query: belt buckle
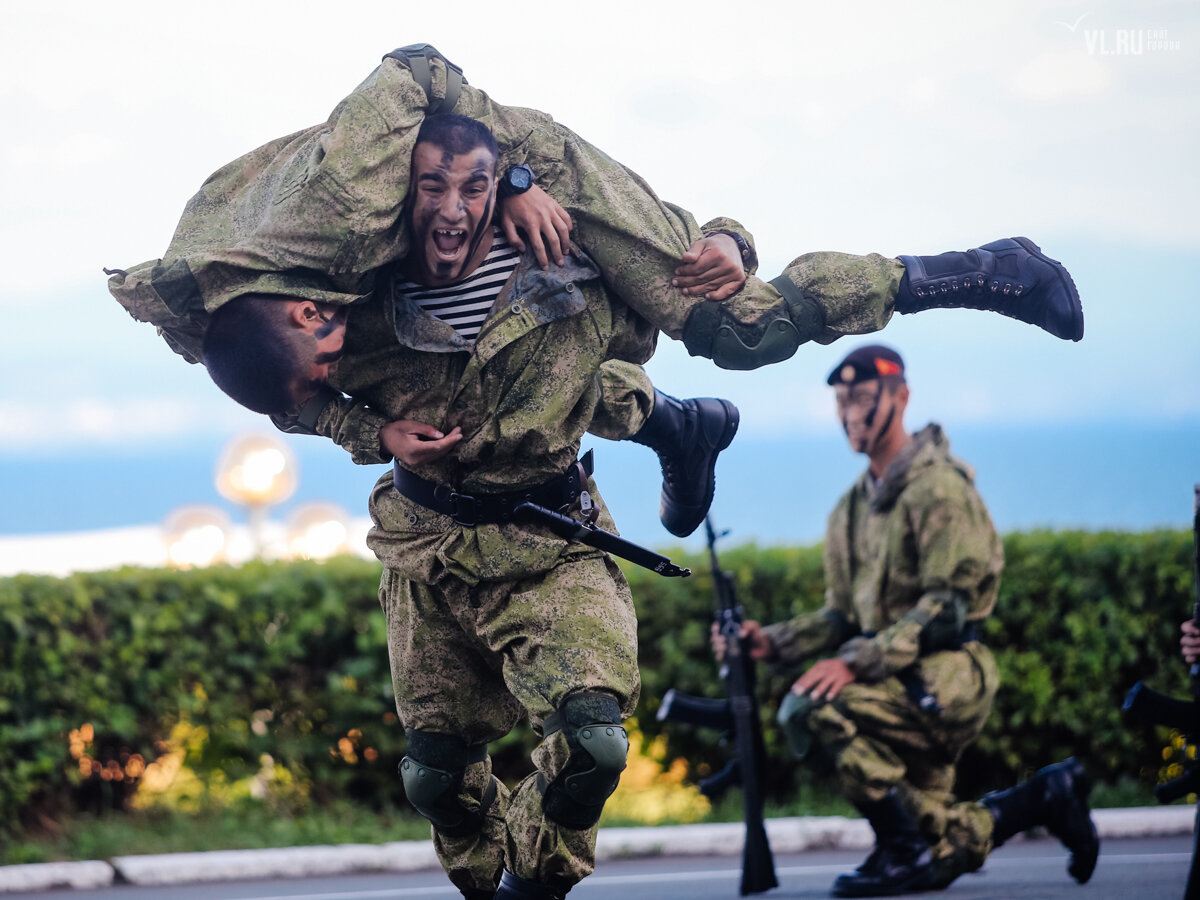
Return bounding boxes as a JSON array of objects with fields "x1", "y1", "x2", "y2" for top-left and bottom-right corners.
[{"x1": 448, "y1": 492, "x2": 479, "y2": 527}]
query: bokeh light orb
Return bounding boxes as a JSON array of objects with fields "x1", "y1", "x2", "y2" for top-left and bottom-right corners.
[{"x1": 215, "y1": 432, "x2": 298, "y2": 507}]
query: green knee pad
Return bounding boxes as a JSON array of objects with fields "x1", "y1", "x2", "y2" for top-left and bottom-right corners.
[
  {"x1": 680, "y1": 279, "x2": 825, "y2": 371},
  {"x1": 400, "y1": 730, "x2": 494, "y2": 838},
  {"x1": 541, "y1": 692, "x2": 629, "y2": 830},
  {"x1": 777, "y1": 691, "x2": 818, "y2": 762}
]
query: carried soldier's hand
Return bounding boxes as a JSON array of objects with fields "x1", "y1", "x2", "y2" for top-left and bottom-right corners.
[
  {"x1": 500, "y1": 184, "x2": 572, "y2": 270},
  {"x1": 710, "y1": 619, "x2": 774, "y2": 663},
  {"x1": 1182, "y1": 620, "x2": 1200, "y2": 665},
  {"x1": 793, "y1": 658, "x2": 856, "y2": 702},
  {"x1": 380, "y1": 420, "x2": 463, "y2": 466},
  {"x1": 673, "y1": 234, "x2": 747, "y2": 300}
]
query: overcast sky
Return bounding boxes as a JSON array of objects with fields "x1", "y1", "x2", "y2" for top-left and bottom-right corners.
[{"x1": 0, "y1": 0, "x2": 1197, "y2": 457}]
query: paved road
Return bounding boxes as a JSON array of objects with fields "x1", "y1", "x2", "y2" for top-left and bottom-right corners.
[{"x1": 7, "y1": 836, "x2": 1192, "y2": 900}]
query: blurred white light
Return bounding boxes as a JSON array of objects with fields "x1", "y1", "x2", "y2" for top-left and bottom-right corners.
[
  {"x1": 287, "y1": 503, "x2": 352, "y2": 560},
  {"x1": 215, "y1": 433, "x2": 298, "y2": 507},
  {"x1": 163, "y1": 506, "x2": 231, "y2": 569}
]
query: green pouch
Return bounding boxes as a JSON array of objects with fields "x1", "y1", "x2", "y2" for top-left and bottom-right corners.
[{"x1": 776, "y1": 691, "x2": 818, "y2": 761}]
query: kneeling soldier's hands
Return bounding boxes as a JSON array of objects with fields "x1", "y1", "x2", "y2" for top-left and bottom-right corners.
[
  {"x1": 1182, "y1": 620, "x2": 1200, "y2": 665},
  {"x1": 793, "y1": 658, "x2": 856, "y2": 702},
  {"x1": 710, "y1": 619, "x2": 775, "y2": 663}
]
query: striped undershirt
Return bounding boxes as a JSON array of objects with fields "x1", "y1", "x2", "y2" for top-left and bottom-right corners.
[{"x1": 394, "y1": 228, "x2": 519, "y2": 341}]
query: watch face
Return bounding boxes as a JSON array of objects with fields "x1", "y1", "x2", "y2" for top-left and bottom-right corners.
[{"x1": 509, "y1": 165, "x2": 533, "y2": 190}]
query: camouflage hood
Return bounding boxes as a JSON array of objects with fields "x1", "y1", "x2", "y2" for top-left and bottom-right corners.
[{"x1": 871, "y1": 423, "x2": 975, "y2": 513}]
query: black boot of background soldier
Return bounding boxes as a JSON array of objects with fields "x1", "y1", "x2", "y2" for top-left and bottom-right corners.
[
  {"x1": 896, "y1": 237, "x2": 1084, "y2": 341},
  {"x1": 628, "y1": 390, "x2": 740, "y2": 538},
  {"x1": 492, "y1": 870, "x2": 564, "y2": 899},
  {"x1": 981, "y1": 757, "x2": 1099, "y2": 884},
  {"x1": 831, "y1": 790, "x2": 935, "y2": 897}
]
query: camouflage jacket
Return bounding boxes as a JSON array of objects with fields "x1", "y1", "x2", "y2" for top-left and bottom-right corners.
[
  {"x1": 316, "y1": 244, "x2": 659, "y2": 585},
  {"x1": 105, "y1": 54, "x2": 758, "y2": 368},
  {"x1": 763, "y1": 424, "x2": 1004, "y2": 682}
]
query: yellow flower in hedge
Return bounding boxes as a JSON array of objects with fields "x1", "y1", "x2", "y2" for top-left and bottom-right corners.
[{"x1": 600, "y1": 719, "x2": 710, "y2": 826}]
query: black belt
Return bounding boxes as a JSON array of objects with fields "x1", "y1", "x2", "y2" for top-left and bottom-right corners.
[{"x1": 391, "y1": 450, "x2": 595, "y2": 527}]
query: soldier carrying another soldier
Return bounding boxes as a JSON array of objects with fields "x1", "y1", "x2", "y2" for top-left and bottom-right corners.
[{"x1": 109, "y1": 46, "x2": 1089, "y2": 900}]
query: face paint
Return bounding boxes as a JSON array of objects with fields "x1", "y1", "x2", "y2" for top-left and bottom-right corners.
[
  {"x1": 836, "y1": 381, "x2": 891, "y2": 455},
  {"x1": 307, "y1": 305, "x2": 347, "y2": 383},
  {"x1": 408, "y1": 142, "x2": 498, "y2": 286}
]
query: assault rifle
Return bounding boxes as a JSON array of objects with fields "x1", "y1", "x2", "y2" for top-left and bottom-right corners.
[
  {"x1": 1122, "y1": 484, "x2": 1200, "y2": 896},
  {"x1": 657, "y1": 517, "x2": 777, "y2": 895}
]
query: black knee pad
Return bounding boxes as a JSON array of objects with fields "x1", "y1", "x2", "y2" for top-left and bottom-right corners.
[
  {"x1": 399, "y1": 730, "x2": 494, "y2": 838},
  {"x1": 680, "y1": 281, "x2": 824, "y2": 371},
  {"x1": 541, "y1": 692, "x2": 628, "y2": 830}
]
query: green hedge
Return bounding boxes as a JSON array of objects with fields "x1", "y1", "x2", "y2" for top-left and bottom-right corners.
[
  {"x1": 0, "y1": 530, "x2": 1192, "y2": 837},
  {"x1": 632, "y1": 529, "x2": 1195, "y2": 799}
]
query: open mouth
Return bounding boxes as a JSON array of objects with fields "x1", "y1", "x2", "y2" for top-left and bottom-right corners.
[{"x1": 432, "y1": 228, "x2": 468, "y2": 260}]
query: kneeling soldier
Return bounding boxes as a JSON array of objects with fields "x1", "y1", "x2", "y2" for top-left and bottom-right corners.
[{"x1": 715, "y1": 345, "x2": 1098, "y2": 896}]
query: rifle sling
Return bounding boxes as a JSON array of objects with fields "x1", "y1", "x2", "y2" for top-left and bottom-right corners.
[{"x1": 515, "y1": 502, "x2": 691, "y2": 578}]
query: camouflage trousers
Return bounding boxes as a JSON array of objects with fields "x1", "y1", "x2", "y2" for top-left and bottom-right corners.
[
  {"x1": 806, "y1": 645, "x2": 999, "y2": 881},
  {"x1": 377, "y1": 542, "x2": 639, "y2": 896}
]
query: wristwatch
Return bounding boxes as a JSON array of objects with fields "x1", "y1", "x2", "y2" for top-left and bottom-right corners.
[{"x1": 498, "y1": 163, "x2": 535, "y2": 198}]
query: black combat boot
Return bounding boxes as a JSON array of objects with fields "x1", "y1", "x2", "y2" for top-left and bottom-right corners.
[
  {"x1": 493, "y1": 870, "x2": 565, "y2": 899},
  {"x1": 831, "y1": 791, "x2": 934, "y2": 897},
  {"x1": 896, "y1": 237, "x2": 1083, "y2": 341},
  {"x1": 981, "y1": 757, "x2": 1099, "y2": 883},
  {"x1": 627, "y1": 390, "x2": 739, "y2": 538}
]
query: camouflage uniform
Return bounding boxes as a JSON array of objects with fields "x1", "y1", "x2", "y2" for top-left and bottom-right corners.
[
  {"x1": 762, "y1": 424, "x2": 1004, "y2": 880},
  {"x1": 314, "y1": 243, "x2": 698, "y2": 895},
  {"x1": 106, "y1": 53, "x2": 900, "y2": 371}
]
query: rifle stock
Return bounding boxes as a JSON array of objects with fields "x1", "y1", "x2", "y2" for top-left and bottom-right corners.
[
  {"x1": 1122, "y1": 681, "x2": 1199, "y2": 735},
  {"x1": 657, "y1": 688, "x2": 734, "y2": 733},
  {"x1": 656, "y1": 517, "x2": 777, "y2": 895}
]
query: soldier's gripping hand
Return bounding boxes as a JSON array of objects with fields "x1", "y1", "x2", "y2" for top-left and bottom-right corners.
[
  {"x1": 380, "y1": 420, "x2": 463, "y2": 466},
  {"x1": 1181, "y1": 620, "x2": 1200, "y2": 665},
  {"x1": 710, "y1": 619, "x2": 776, "y2": 663},
  {"x1": 792, "y1": 658, "x2": 856, "y2": 702},
  {"x1": 672, "y1": 234, "x2": 747, "y2": 301},
  {"x1": 500, "y1": 184, "x2": 573, "y2": 270}
]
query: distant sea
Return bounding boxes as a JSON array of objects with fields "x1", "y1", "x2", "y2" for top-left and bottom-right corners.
[{"x1": 1, "y1": 421, "x2": 1196, "y2": 549}]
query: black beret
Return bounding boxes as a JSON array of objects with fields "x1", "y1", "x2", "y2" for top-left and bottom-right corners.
[{"x1": 826, "y1": 344, "x2": 905, "y2": 386}]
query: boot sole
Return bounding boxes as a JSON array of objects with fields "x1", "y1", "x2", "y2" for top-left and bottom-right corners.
[
  {"x1": 831, "y1": 868, "x2": 934, "y2": 897},
  {"x1": 1011, "y1": 236, "x2": 1085, "y2": 342}
]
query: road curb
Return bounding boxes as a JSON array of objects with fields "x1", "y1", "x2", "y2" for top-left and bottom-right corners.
[
  {"x1": 110, "y1": 841, "x2": 439, "y2": 886},
  {"x1": 1, "y1": 807, "x2": 1193, "y2": 892},
  {"x1": 0, "y1": 862, "x2": 113, "y2": 893}
]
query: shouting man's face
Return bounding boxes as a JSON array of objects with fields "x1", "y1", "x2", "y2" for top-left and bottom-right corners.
[{"x1": 408, "y1": 141, "x2": 497, "y2": 286}]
